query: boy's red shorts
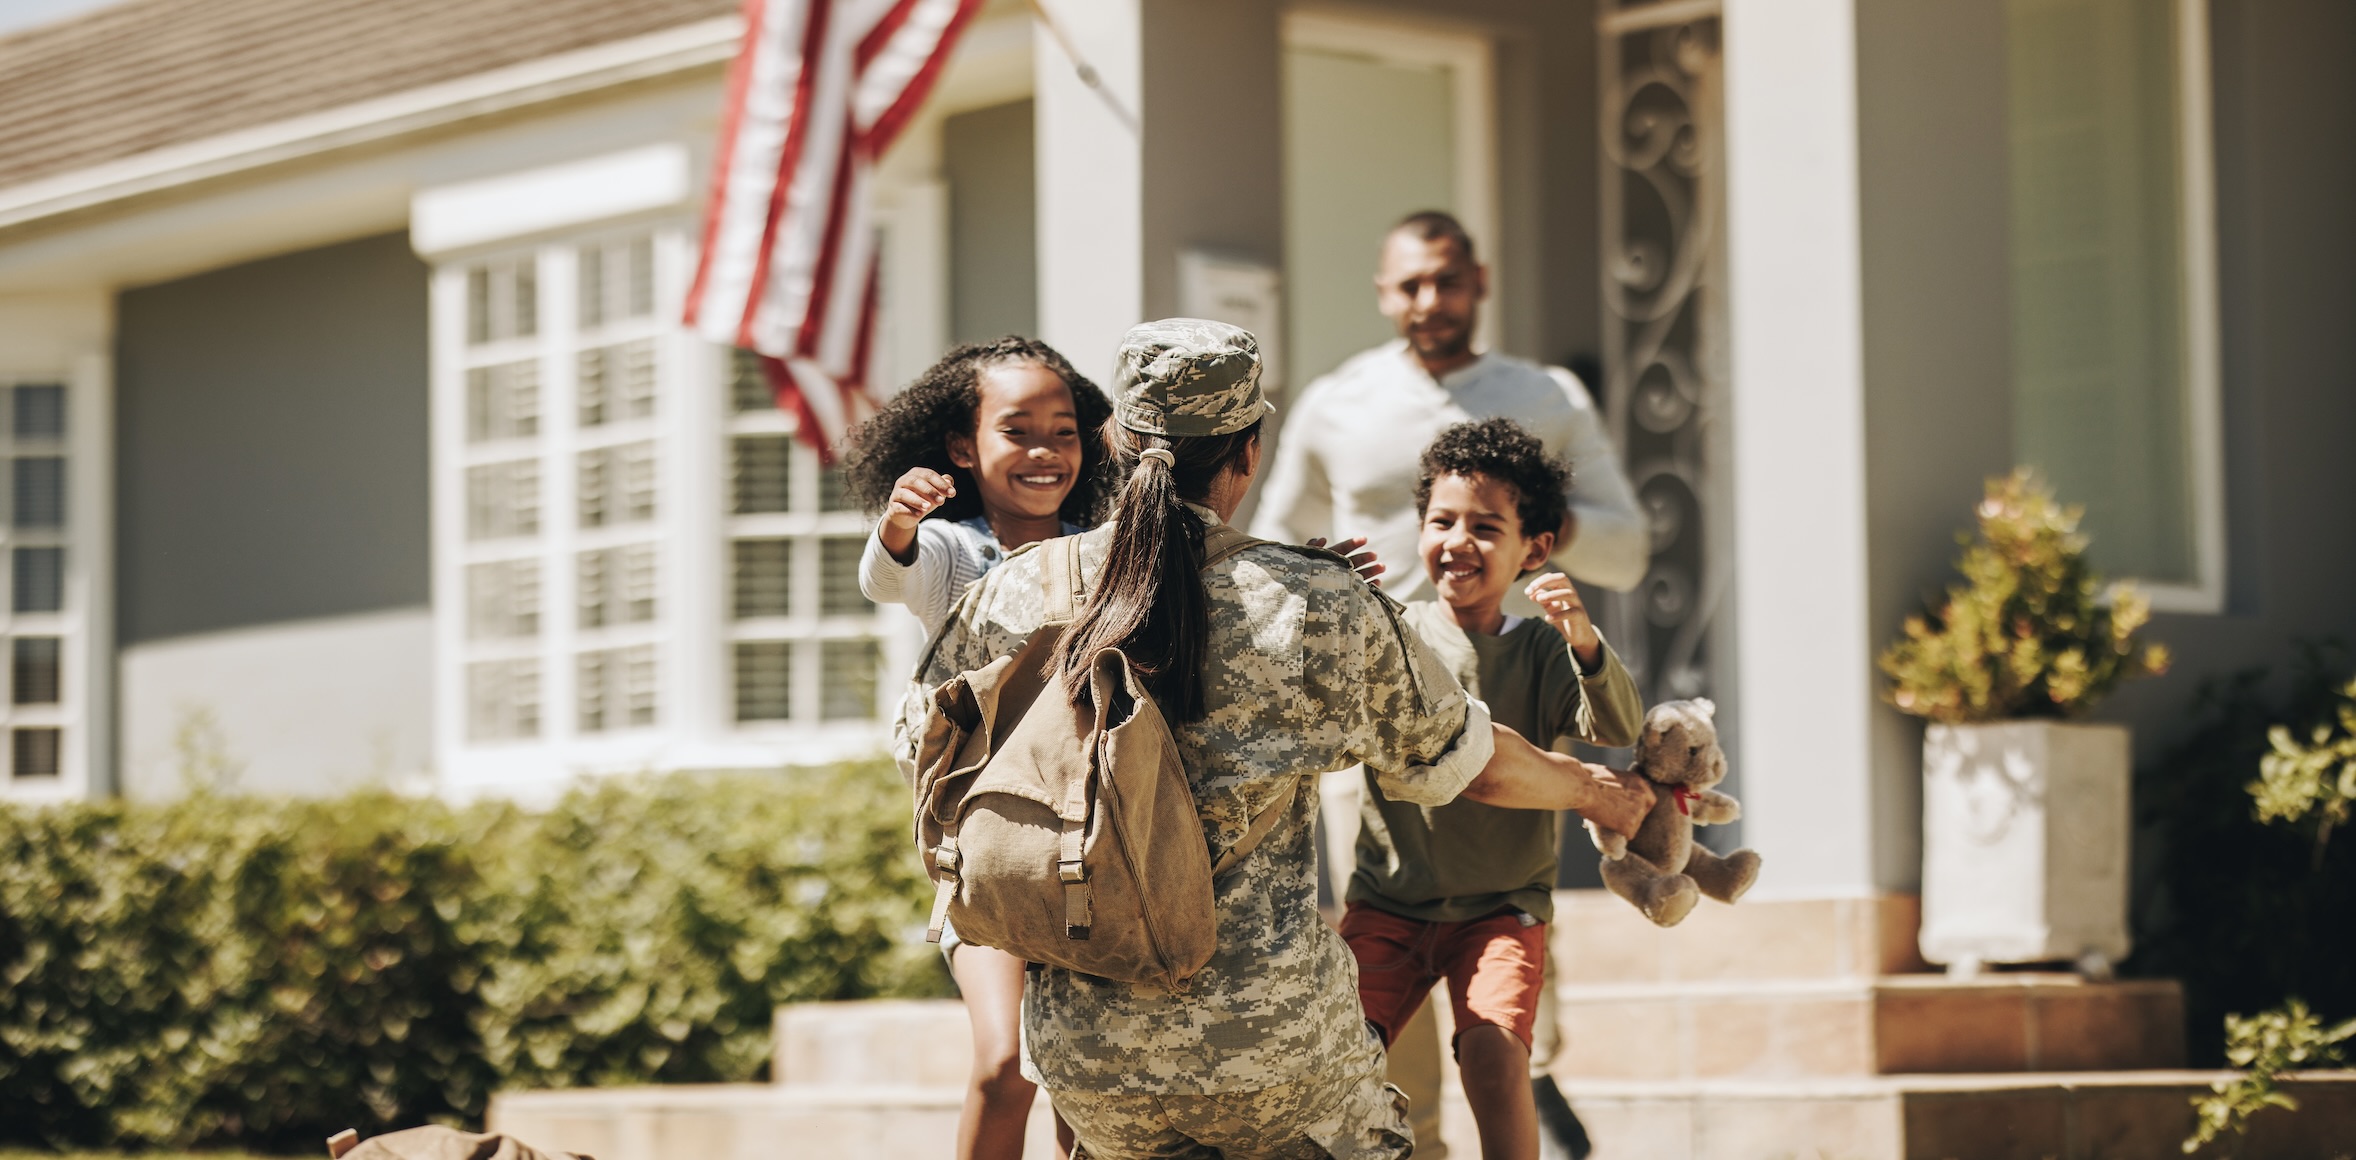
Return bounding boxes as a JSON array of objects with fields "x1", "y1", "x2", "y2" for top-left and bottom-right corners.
[{"x1": 1340, "y1": 902, "x2": 1547, "y2": 1055}]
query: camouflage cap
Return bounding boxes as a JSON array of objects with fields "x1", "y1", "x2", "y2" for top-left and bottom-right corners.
[{"x1": 1110, "y1": 318, "x2": 1276, "y2": 438}]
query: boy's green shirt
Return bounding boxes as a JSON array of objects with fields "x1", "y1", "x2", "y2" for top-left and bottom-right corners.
[{"x1": 1349, "y1": 600, "x2": 1645, "y2": 924}]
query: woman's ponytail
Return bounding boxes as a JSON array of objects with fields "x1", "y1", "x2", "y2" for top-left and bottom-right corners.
[{"x1": 1054, "y1": 422, "x2": 1259, "y2": 723}]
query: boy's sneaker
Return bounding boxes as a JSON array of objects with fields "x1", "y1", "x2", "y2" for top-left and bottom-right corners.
[{"x1": 1533, "y1": 1075, "x2": 1593, "y2": 1160}]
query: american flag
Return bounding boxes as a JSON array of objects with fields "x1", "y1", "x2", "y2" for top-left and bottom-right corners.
[{"x1": 687, "y1": 0, "x2": 984, "y2": 462}]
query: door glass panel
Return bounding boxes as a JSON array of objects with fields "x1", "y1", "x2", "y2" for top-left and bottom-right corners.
[
  {"x1": 1283, "y1": 45, "x2": 1457, "y2": 389},
  {"x1": 2008, "y1": 0, "x2": 2194, "y2": 582}
]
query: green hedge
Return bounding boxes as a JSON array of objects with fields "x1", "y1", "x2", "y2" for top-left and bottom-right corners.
[{"x1": 0, "y1": 762, "x2": 945, "y2": 1152}]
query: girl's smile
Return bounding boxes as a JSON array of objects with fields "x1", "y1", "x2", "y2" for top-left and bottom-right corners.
[{"x1": 948, "y1": 361, "x2": 1084, "y2": 544}]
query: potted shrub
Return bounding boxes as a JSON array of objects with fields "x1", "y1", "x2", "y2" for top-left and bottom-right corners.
[{"x1": 1880, "y1": 470, "x2": 2170, "y2": 976}]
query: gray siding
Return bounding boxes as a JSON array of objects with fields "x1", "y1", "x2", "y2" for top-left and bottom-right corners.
[
  {"x1": 1856, "y1": 0, "x2": 2356, "y2": 892},
  {"x1": 2108, "y1": 0, "x2": 2356, "y2": 750},
  {"x1": 115, "y1": 232, "x2": 430, "y2": 644},
  {"x1": 945, "y1": 99, "x2": 1038, "y2": 346},
  {"x1": 1858, "y1": 0, "x2": 2016, "y2": 889}
]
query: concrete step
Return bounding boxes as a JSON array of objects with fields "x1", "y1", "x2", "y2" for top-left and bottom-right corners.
[
  {"x1": 1554, "y1": 973, "x2": 2185, "y2": 1080},
  {"x1": 1550, "y1": 889, "x2": 1929, "y2": 985},
  {"x1": 488, "y1": 1067, "x2": 2356, "y2": 1160},
  {"x1": 1553, "y1": 1070, "x2": 2356, "y2": 1160},
  {"x1": 489, "y1": 1081, "x2": 1061, "y2": 1160},
  {"x1": 772, "y1": 998, "x2": 971, "y2": 1089}
]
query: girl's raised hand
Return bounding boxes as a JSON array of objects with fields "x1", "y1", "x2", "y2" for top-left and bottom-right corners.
[
  {"x1": 1525, "y1": 571, "x2": 1603, "y2": 668},
  {"x1": 886, "y1": 467, "x2": 957, "y2": 529},
  {"x1": 879, "y1": 467, "x2": 955, "y2": 564}
]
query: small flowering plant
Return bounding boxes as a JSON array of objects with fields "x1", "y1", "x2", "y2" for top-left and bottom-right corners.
[
  {"x1": 1880, "y1": 469, "x2": 2170, "y2": 724},
  {"x1": 2251, "y1": 676, "x2": 2356, "y2": 866}
]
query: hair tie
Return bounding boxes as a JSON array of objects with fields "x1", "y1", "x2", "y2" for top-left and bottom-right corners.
[{"x1": 1136, "y1": 447, "x2": 1176, "y2": 470}]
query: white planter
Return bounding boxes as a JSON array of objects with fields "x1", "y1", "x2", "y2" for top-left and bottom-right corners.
[{"x1": 1918, "y1": 720, "x2": 2133, "y2": 974}]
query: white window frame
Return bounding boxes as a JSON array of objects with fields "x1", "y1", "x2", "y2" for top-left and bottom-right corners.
[
  {"x1": 2149, "y1": 0, "x2": 2225, "y2": 613},
  {"x1": 426, "y1": 222, "x2": 916, "y2": 789},
  {"x1": 2009, "y1": 0, "x2": 2224, "y2": 613},
  {"x1": 719, "y1": 370, "x2": 895, "y2": 740},
  {"x1": 0, "y1": 357, "x2": 109, "y2": 802},
  {"x1": 428, "y1": 218, "x2": 711, "y2": 797},
  {"x1": 1280, "y1": 8, "x2": 1502, "y2": 354}
]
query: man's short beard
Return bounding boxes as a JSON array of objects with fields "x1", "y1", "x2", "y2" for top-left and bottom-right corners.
[{"x1": 1410, "y1": 326, "x2": 1474, "y2": 362}]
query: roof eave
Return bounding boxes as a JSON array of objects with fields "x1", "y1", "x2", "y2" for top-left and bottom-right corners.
[{"x1": 0, "y1": 14, "x2": 739, "y2": 236}]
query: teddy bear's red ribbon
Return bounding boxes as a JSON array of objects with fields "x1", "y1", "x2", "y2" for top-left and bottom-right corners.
[{"x1": 1671, "y1": 786, "x2": 1700, "y2": 817}]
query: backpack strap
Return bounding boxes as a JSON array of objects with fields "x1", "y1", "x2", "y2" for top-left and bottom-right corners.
[
  {"x1": 1058, "y1": 756, "x2": 1094, "y2": 939},
  {"x1": 1039, "y1": 535, "x2": 1083, "y2": 625},
  {"x1": 1199, "y1": 522, "x2": 1266, "y2": 569},
  {"x1": 924, "y1": 835, "x2": 959, "y2": 943},
  {"x1": 1210, "y1": 778, "x2": 1299, "y2": 878}
]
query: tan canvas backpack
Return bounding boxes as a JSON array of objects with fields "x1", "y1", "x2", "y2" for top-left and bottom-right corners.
[{"x1": 909, "y1": 525, "x2": 1295, "y2": 992}]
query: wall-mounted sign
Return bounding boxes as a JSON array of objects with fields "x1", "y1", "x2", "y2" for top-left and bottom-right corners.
[{"x1": 1178, "y1": 250, "x2": 1285, "y2": 399}]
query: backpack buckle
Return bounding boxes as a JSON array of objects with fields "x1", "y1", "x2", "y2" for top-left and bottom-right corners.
[
  {"x1": 1059, "y1": 860, "x2": 1092, "y2": 940},
  {"x1": 933, "y1": 845, "x2": 961, "y2": 878}
]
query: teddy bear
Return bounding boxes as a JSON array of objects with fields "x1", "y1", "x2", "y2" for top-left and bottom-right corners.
[{"x1": 1584, "y1": 698, "x2": 1763, "y2": 927}]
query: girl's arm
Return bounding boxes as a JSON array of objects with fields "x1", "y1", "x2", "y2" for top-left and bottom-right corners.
[
  {"x1": 877, "y1": 467, "x2": 956, "y2": 563},
  {"x1": 860, "y1": 518, "x2": 975, "y2": 635}
]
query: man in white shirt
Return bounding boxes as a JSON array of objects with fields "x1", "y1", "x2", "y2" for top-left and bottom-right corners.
[
  {"x1": 1253, "y1": 211, "x2": 1648, "y2": 601},
  {"x1": 1254, "y1": 211, "x2": 1646, "y2": 1160}
]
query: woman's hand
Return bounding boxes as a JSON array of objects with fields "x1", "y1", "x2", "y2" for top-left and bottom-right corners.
[
  {"x1": 1573, "y1": 761, "x2": 1656, "y2": 840},
  {"x1": 1463, "y1": 725, "x2": 1656, "y2": 838},
  {"x1": 1307, "y1": 535, "x2": 1385, "y2": 587},
  {"x1": 881, "y1": 468, "x2": 956, "y2": 563}
]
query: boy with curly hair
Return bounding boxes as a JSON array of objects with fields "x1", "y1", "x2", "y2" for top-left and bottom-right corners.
[{"x1": 1342, "y1": 417, "x2": 1644, "y2": 1160}]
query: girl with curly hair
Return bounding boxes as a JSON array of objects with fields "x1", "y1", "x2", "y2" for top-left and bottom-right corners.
[
  {"x1": 849, "y1": 336, "x2": 1114, "y2": 637},
  {"x1": 846, "y1": 335, "x2": 1110, "y2": 1160}
]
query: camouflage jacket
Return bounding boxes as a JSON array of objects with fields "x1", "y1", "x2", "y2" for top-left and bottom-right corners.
[{"x1": 896, "y1": 507, "x2": 1494, "y2": 1094}]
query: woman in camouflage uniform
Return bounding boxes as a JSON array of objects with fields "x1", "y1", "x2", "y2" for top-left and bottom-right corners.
[{"x1": 906, "y1": 319, "x2": 1651, "y2": 1159}]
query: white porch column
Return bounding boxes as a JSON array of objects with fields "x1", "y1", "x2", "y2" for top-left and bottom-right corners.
[
  {"x1": 1031, "y1": 1, "x2": 1282, "y2": 383},
  {"x1": 1032, "y1": 1, "x2": 1144, "y2": 381},
  {"x1": 1721, "y1": 0, "x2": 1883, "y2": 896}
]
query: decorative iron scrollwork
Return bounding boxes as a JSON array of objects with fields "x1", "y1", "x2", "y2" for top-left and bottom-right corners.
[{"x1": 1600, "y1": 5, "x2": 1726, "y2": 709}]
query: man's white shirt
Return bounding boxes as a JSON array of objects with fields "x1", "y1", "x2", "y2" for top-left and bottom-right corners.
[{"x1": 1251, "y1": 340, "x2": 1648, "y2": 602}]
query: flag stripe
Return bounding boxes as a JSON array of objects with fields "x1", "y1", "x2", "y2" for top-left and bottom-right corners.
[
  {"x1": 859, "y1": 0, "x2": 982, "y2": 150},
  {"x1": 813, "y1": 164, "x2": 877, "y2": 372},
  {"x1": 854, "y1": 0, "x2": 925, "y2": 72},
  {"x1": 683, "y1": 0, "x2": 768, "y2": 329},
  {"x1": 736, "y1": 0, "x2": 837, "y2": 348},
  {"x1": 761, "y1": 357, "x2": 845, "y2": 465},
  {"x1": 795, "y1": 136, "x2": 861, "y2": 357},
  {"x1": 688, "y1": 0, "x2": 813, "y2": 337},
  {"x1": 695, "y1": 0, "x2": 983, "y2": 461},
  {"x1": 849, "y1": 251, "x2": 882, "y2": 387}
]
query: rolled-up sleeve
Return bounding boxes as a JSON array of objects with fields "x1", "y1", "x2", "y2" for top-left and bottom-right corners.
[
  {"x1": 1565, "y1": 631, "x2": 1645, "y2": 749},
  {"x1": 1335, "y1": 585, "x2": 1495, "y2": 806}
]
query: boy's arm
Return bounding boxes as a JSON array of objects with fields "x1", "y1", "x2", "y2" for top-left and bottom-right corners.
[
  {"x1": 1524, "y1": 572, "x2": 1645, "y2": 749},
  {"x1": 1562, "y1": 633, "x2": 1645, "y2": 750}
]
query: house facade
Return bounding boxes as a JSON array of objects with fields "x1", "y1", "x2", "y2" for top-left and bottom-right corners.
[{"x1": 0, "y1": 0, "x2": 2351, "y2": 913}]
